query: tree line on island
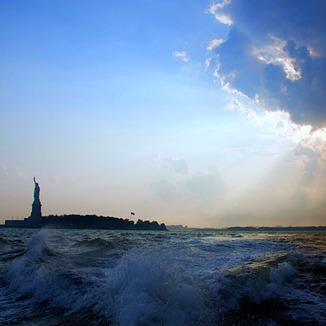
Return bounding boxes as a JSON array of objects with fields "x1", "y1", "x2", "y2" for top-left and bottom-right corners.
[{"x1": 43, "y1": 214, "x2": 167, "y2": 231}]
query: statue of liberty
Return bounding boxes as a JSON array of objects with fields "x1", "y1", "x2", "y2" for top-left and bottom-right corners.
[
  {"x1": 30, "y1": 177, "x2": 42, "y2": 225},
  {"x1": 33, "y1": 177, "x2": 40, "y2": 202}
]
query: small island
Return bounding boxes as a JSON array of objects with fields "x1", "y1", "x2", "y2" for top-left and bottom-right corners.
[{"x1": 3, "y1": 178, "x2": 166, "y2": 231}]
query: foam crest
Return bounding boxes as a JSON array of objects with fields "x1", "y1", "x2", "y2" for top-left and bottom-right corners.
[
  {"x1": 4, "y1": 232, "x2": 83, "y2": 309},
  {"x1": 95, "y1": 247, "x2": 214, "y2": 325},
  {"x1": 91, "y1": 243, "x2": 298, "y2": 325}
]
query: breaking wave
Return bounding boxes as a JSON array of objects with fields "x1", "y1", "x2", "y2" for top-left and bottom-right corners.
[{"x1": 0, "y1": 229, "x2": 325, "y2": 325}]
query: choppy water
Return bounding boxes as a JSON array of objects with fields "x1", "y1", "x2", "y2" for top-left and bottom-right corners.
[{"x1": 0, "y1": 228, "x2": 325, "y2": 325}]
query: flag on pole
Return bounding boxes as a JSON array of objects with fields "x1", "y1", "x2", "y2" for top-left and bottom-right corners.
[{"x1": 130, "y1": 212, "x2": 135, "y2": 215}]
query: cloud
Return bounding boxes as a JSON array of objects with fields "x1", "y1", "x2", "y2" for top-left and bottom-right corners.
[
  {"x1": 150, "y1": 179, "x2": 177, "y2": 202},
  {"x1": 151, "y1": 163, "x2": 227, "y2": 205},
  {"x1": 225, "y1": 97, "x2": 326, "y2": 158},
  {"x1": 155, "y1": 154, "x2": 189, "y2": 174},
  {"x1": 172, "y1": 50, "x2": 189, "y2": 62},
  {"x1": 252, "y1": 35, "x2": 302, "y2": 81},
  {"x1": 209, "y1": 0, "x2": 326, "y2": 128},
  {"x1": 167, "y1": 158, "x2": 188, "y2": 174},
  {"x1": 207, "y1": 38, "x2": 224, "y2": 51},
  {"x1": 209, "y1": 0, "x2": 233, "y2": 26},
  {"x1": 294, "y1": 142, "x2": 326, "y2": 185},
  {"x1": 225, "y1": 98, "x2": 299, "y2": 140},
  {"x1": 185, "y1": 165, "x2": 227, "y2": 200}
]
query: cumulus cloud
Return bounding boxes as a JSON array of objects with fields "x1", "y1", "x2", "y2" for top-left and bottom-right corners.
[
  {"x1": 209, "y1": 0, "x2": 233, "y2": 26},
  {"x1": 207, "y1": 38, "x2": 224, "y2": 51},
  {"x1": 226, "y1": 97, "x2": 326, "y2": 156},
  {"x1": 172, "y1": 50, "x2": 189, "y2": 62},
  {"x1": 209, "y1": 0, "x2": 326, "y2": 127},
  {"x1": 252, "y1": 35, "x2": 302, "y2": 81}
]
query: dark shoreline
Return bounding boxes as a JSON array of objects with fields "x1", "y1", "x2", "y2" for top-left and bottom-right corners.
[
  {"x1": 1, "y1": 222, "x2": 325, "y2": 232},
  {"x1": 167, "y1": 225, "x2": 326, "y2": 232},
  {"x1": 1, "y1": 214, "x2": 167, "y2": 231}
]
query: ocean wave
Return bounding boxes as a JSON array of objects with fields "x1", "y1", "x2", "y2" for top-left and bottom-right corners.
[
  {"x1": 88, "y1": 244, "x2": 303, "y2": 325},
  {"x1": 74, "y1": 237, "x2": 117, "y2": 249},
  {"x1": 1, "y1": 230, "x2": 325, "y2": 325}
]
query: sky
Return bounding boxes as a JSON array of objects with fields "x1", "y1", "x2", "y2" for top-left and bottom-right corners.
[{"x1": 1, "y1": 0, "x2": 326, "y2": 228}]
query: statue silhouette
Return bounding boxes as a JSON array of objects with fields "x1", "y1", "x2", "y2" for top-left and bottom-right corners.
[
  {"x1": 33, "y1": 177, "x2": 40, "y2": 202},
  {"x1": 30, "y1": 177, "x2": 42, "y2": 225}
]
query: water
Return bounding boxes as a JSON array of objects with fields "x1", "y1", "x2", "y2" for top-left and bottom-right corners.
[{"x1": 0, "y1": 228, "x2": 325, "y2": 325}]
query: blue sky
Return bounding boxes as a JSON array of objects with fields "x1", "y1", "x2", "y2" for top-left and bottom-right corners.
[{"x1": 1, "y1": 0, "x2": 325, "y2": 227}]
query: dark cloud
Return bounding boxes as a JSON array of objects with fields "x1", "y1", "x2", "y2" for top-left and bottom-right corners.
[
  {"x1": 295, "y1": 144, "x2": 316, "y2": 158},
  {"x1": 211, "y1": 0, "x2": 326, "y2": 127}
]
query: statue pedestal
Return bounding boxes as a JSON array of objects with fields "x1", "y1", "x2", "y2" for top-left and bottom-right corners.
[{"x1": 30, "y1": 200, "x2": 42, "y2": 221}]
